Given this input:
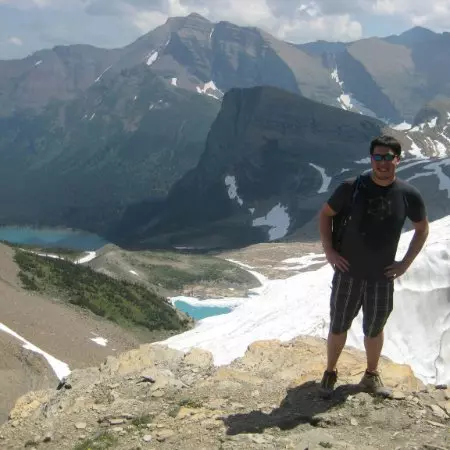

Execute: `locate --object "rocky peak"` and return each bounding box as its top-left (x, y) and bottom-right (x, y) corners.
top-left (118, 85), bottom-right (384, 247)
top-left (391, 26), bottom-right (438, 45)
top-left (0, 336), bottom-right (448, 449)
top-left (412, 96), bottom-right (450, 128)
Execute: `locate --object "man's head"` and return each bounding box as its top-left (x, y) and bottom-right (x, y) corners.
top-left (369, 135), bottom-right (401, 185)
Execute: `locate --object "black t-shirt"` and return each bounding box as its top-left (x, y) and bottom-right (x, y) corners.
top-left (327, 173), bottom-right (427, 281)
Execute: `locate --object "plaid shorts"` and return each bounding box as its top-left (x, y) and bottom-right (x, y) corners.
top-left (329, 271), bottom-right (394, 338)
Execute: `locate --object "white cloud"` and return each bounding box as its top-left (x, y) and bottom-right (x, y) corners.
top-left (0, 0), bottom-right (53, 7)
top-left (127, 0), bottom-right (364, 42)
top-left (7, 36), bottom-right (23, 46)
top-left (372, 0), bottom-right (450, 30)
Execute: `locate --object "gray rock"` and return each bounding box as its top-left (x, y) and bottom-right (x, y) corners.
top-left (390, 391), bottom-right (407, 400)
top-left (75, 422), bottom-right (87, 430)
top-left (429, 404), bottom-right (449, 419)
top-left (109, 418), bottom-right (125, 425)
top-left (156, 429), bottom-right (175, 442)
top-left (143, 434), bottom-right (152, 442)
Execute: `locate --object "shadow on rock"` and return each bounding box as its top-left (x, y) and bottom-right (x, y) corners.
top-left (221, 380), bottom-right (366, 435)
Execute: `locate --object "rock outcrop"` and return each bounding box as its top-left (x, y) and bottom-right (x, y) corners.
top-left (1, 336), bottom-right (448, 449)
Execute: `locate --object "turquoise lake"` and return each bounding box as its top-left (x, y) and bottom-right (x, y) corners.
top-left (0, 226), bottom-right (108, 251)
top-left (174, 300), bottom-right (232, 320)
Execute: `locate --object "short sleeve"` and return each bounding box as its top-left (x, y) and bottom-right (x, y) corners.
top-left (327, 181), bottom-right (353, 214)
top-left (405, 186), bottom-right (427, 223)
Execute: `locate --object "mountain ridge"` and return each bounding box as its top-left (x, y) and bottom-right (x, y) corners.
top-left (111, 85), bottom-right (450, 249)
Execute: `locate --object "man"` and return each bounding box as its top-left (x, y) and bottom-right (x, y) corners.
top-left (318, 134), bottom-right (429, 396)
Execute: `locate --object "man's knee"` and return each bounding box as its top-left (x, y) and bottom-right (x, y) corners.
top-left (363, 324), bottom-right (385, 338)
top-left (330, 322), bottom-right (352, 335)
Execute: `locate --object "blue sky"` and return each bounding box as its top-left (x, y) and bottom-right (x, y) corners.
top-left (1, 0), bottom-right (449, 59)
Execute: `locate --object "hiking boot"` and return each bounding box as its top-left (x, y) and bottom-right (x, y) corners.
top-left (319, 370), bottom-right (338, 398)
top-left (359, 370), bottom-right (391, 397)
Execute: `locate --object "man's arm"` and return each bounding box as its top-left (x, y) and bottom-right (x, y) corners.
top-left (319, 203), bottom-right (336, 254)
top-left (319, 202), bottom-right (350, 272)
top-left (400, 218), bottom-right (429, 268)
top-left (385, 183), bottom-right (429, 279)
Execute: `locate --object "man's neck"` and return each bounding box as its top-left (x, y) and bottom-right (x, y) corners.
top-left (370, 171), bottom-right (396, 187)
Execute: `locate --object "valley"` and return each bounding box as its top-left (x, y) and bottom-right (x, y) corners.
top-left (0, 9), bottom-right (449, 448)
top-left (0, 233), bottom-right (263, 423)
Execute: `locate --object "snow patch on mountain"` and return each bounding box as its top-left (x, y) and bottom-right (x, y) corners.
top-left (406, 136), bottom-right (427, 159)
top-left (94, 65), bottom-right (112, 83)
top-left (225, 175), bottom-right (244, 206)
top-left (146, 51), bottom-right (158, 66)
top-left (90, 336), bottom-right (108, 347)
top-left (34, 60), bottom-right (43, 67)
top-left (196, 81), bottom-right (222, 100)
top-left (330, 67), bottom-right (377, 118)
top-left (392, 122), bottom-right (412, 131)
top-left (252, 204), bottom-right (290, 241)
top-left (0, 322), bottom-right (70, 380)
top-left (309, 163), bottom-right (332, 193)
top-left (411, 117), bottom-right (439, 132)
top-left (171, 77), bottom-right (177, 86)
top-left (276, 253), bottom-right (327, 272)
top-left (355, 157), bottom-right (371, 164)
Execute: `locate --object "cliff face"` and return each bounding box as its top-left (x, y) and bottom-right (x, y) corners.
top-left (113, 85), bottom-right (385, 247)
top-left (0, 336), bottom-right (448, 449)
top-left (113, 86), bottom-right (450, 249)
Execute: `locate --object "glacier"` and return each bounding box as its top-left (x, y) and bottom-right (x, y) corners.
top-left (160, 215), bottom-right (450, 386)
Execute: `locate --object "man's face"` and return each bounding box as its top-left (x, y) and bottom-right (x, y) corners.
top-left (371, 145), bottom-right (400, 182)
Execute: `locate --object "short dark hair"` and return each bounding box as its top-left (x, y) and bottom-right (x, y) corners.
top-left (370, 135), bottom-right (402, 157)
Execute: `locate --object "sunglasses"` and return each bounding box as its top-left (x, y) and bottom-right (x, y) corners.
top-left (371, 153), bottom-right (397, 161)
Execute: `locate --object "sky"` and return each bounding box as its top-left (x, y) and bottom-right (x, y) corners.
top-left (0, 0), bottom-right (449, 59)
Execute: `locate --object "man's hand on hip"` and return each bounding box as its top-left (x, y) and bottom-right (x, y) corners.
top-left (325, 248), bottom-right (350, 272)
top-left (384, 260), bottom-right (410, 280)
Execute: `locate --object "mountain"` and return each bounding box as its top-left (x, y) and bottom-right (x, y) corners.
top-left (0, 13), bottom-right (340, 116)
top-left (385, 26), bottom-right (441, 46)
top-left (298, 26), bottom-right (450, 123)
top-left (0, 65), bottom-right (220, 233)
top-left (111, 86), bottom-right (450, 249)
top-left (3, 15), bottom-right (449, 123)
top-left (0, 15), bottom-right (449, 236)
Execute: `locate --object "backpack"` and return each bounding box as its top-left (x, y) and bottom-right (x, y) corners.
top-left (331, 175), bottom-right (362, 252)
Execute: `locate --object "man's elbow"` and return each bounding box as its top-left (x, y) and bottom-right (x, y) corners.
top-left (413, 218), bottom-right (429, 237)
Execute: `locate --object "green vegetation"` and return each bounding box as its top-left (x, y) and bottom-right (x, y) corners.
top-left (131, 414), bottom-right (154, 427)
top-left (14, 250), bottom-right (190, 332)
top-left (73, 432), bottom-right (118, 450)
top-left (127, 250), bottom-right (257, 291)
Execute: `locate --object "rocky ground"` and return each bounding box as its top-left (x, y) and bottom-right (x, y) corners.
top-left (0, 336), bottom-right (448, 450)
top-left (0, 243), bottom-right (178, 423)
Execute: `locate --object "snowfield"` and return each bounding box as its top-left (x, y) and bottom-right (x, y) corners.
top-left (160, 215), bottom-right (450, 386)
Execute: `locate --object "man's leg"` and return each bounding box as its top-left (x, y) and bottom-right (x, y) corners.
top-left (360, 280), bottom-right (394, 394)
top-left (320, 272), bottom-right (363, 394)
top-left (327, 331), bottom-right (347, 372)
top-left (364, 331), bottom-right (384, 373)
